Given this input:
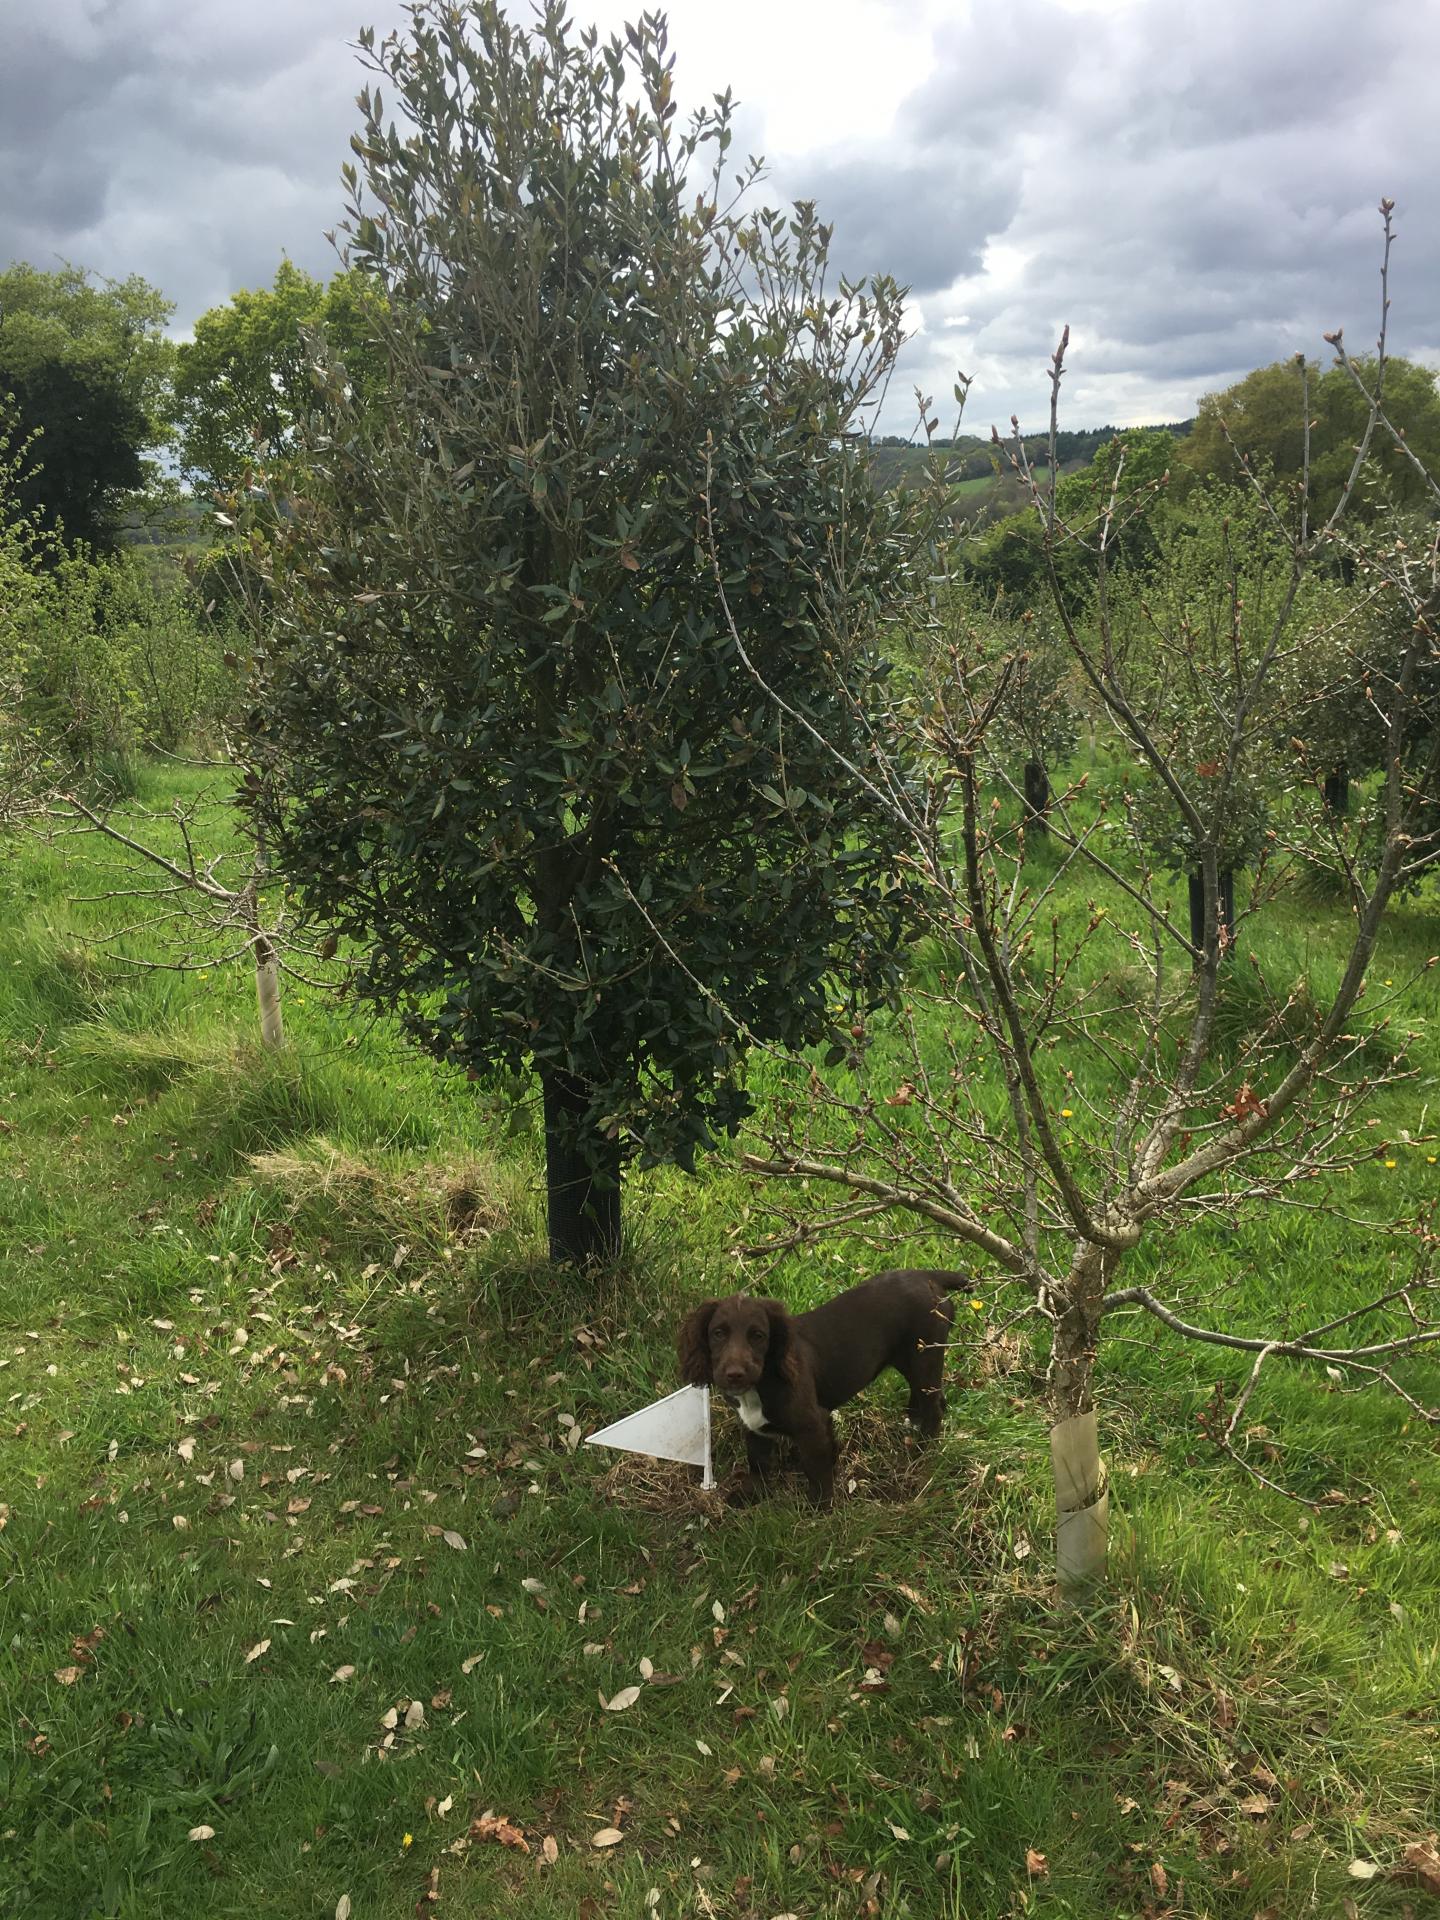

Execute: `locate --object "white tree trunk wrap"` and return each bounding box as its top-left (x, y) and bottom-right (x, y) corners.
top-left (254, 937), bottom-right (285, 1050)
top-left (1050, 1409), bottom-right (1108, 1593)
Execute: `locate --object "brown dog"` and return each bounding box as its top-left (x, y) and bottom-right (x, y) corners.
top-left (678, 1270), bottom-right (966, 1504)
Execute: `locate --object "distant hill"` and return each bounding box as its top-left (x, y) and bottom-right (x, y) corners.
top-left (867, 421), bottom-right (1195, 523)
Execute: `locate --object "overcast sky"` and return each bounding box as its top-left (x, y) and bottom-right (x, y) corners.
top-left (3, 0), bottom-right (1437, 436)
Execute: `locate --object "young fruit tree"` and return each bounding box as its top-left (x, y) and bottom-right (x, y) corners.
top-left (242, 1), bottom-right (931, 1264)
top-left (48, 771), bottom-right (327, 1053)
top-left (742, 206), bottom-right (1440, 1593)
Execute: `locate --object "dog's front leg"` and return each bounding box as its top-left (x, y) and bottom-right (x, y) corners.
top-left (726, 1431), bottom-right (782, 1506)
top-left (745, 1430), bottom-right (783, 1483)
top-left (793, 1415), bottom-right (837, 1507)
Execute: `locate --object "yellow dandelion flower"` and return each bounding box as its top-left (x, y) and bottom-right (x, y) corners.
top-left (969, 1298), bottom-right (985, 1312)
top-left (1061, 1108), bottom-right (1073, 1118)
top-left (402, 1832), bottom-right (414, 1850)
top-left (1384, 1159), bottom-right (1397, 1169)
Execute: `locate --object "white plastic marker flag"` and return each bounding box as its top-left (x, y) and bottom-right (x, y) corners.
top-left (585, 1385), bottom-right (714, 1490)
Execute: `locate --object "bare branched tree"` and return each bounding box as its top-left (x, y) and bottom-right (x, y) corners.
top-left (728, 203), bottom-right (1439, 1592)
top-left (46, 770), bottom-right (341, 1050)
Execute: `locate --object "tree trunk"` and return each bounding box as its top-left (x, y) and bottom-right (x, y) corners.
top-left (1049, 1250), bottom-right (1110, 1595)
top-left (254, 933), bottom-right (285, 1049)
top-left (1323, 764), bottom-right (1351, 816)
top-left (1187, 867), bottom-right (1235, 956)
top-left (541, 1068), bottom-right (622, 1267)
top-left (1022, 758), bottom-right (1050, 841)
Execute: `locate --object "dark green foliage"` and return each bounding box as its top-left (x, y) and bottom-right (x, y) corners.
top-left (965, 429), bottom-right (1181, 613)
top-left (0, 263), bottom-right (175, 551)
top-left (173, 260), bottom-right (387, 496)
top-left (1180, 353), bottom-right (1440, 519)
top-left (965, 508), bottom-right (1074, 611)
top-left (246, 3), bottom-right (929, 1258)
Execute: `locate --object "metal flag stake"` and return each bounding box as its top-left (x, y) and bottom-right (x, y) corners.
top-left (585, 1384), bottom-right (714, 1490)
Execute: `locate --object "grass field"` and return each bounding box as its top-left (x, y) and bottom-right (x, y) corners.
top-left (2, 764), bottom-right (1437, 1920)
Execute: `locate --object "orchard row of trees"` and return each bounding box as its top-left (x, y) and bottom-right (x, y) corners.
top-left (5, 1), bottom-right (1437, 1589)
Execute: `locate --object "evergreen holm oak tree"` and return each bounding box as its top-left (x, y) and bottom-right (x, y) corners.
top-left (246, 2), bottom-right (929, 1264)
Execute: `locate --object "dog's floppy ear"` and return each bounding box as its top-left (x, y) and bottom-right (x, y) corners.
top-left (678, 1301), bottom-right (718, 1384)
top-left (758, 1299), bottom-right (800, 1384)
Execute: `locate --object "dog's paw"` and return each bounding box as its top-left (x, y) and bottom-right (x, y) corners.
top-left (722, 1472), bottom-right (767, 1508)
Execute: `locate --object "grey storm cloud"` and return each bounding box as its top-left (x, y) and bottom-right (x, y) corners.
top-left (891, 0), bottom-right (1440, 433)
top-left (2, 0), bottom-right (1437, 431)
top-left (0, 0), bottom-right (409, 325)
top-left (781, 154), bottom-right (1019, 295)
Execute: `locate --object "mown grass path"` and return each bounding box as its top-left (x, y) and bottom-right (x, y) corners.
top-left (2, 768), bottom-right (1437, 1918)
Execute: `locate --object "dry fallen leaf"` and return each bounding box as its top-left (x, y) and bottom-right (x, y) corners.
top-left (1395, 1838), bottom-right (1440, 1895)
top-left (188, 1825), bottom-right (216, 1843)
top-left (602, 1686), bottom-right (642, 1713)
top-left (591, 1828), bottom-right (624, 1849)
top-left (461, 1651), bottom-right (484, 1675)
top-left (471, 1813), bottom-right (529, 1853)
top-left (245, 1639), bottom-right (271, 1664)
top-left (1347, 1860), bottom-right (1380, 1881)
top-left (1025, 1848), bottom-right (1049, 1879)
top-left (442, 1530), bottom-right (467, 1551)
top-left (542, 1835), bottom-right (559, 1865)
top-left (53, 1666), bottom-right (83, 1686)
top-left (1150, 1860), bottom-right (1168, 1898)
top-left (330, 1665), bottom-right (356, 1685)
top-left (335, 1899), bottom-right (351, 1920)
top-left (176, 1436), bottom-right (196, 1464)
top-left (404, 1699), bottom-right (425, 1730)
top-left (227, 1458), bottom-right (244, 1483)
top-left (889, 1823), bottom-right (911, 1841)
top-left (436, 1795), bottom-right (453, 1818)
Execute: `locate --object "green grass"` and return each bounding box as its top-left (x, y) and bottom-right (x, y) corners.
top-left (2, 768), bottom-right (1438, 1919)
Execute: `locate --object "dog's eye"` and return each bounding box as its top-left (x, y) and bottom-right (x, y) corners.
top-left (711, 1324), bottom-right (729, 1339)
top-left (748, 1328), bottom-right (766, 1345)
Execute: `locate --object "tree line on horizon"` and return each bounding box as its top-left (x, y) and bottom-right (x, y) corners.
top-left (7, 252), bottom-right (1440, 559)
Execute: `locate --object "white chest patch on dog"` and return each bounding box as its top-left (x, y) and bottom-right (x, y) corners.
top-left (734, 1390), bottom-right (771, 1434)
